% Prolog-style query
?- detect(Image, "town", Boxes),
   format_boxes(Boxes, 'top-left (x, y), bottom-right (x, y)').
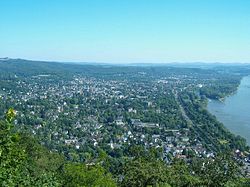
top-left (0, 63), bottom-right (249, 177)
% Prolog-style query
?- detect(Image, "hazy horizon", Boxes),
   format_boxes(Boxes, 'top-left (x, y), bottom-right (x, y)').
top-left (2, 57), bottom-right (250, 66)
top-left (1, 0), bottom-right (250, 63)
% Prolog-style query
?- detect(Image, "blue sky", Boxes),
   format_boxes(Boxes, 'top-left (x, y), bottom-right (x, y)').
top-left (0, 0), bottom-right (250, 63)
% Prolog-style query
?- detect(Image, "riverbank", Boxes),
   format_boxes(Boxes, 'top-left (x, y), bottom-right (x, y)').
top-left (207, 76), bottom-right (250, 145)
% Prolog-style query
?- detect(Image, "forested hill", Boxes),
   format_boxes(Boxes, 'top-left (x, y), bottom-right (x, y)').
top-left (1, 58), bottom-right (249, 78)
top-left (0, 58), bottom-right (208, 75)
top-left (0, 58), bottom-right (98, 76)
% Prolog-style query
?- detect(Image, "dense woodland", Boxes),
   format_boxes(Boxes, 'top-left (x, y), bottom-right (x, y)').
top-left (1, 59), bottom-right (250, 186)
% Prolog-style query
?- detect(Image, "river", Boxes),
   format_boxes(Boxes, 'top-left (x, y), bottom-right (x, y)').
top-left (207, 76), bottom-right (250, 145)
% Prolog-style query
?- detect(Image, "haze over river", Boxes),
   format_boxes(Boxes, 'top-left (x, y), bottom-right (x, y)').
top-left (207, 76), bottom-right (250, 145)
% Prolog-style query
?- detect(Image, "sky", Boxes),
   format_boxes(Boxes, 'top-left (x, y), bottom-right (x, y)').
top-left (0, 0), bottom-right (250, 63)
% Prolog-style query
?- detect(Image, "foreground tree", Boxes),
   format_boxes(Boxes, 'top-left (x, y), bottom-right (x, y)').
top-left (0, 109), bottom-right (26, 186)
top-left (168, 159), bottom-right (201, 187)
top-left (63, 163), bottom-right (117, 187)
top-left (191, 154), bottom-right (241, 187)
top-left (120, 158), bottom-right (170, 187)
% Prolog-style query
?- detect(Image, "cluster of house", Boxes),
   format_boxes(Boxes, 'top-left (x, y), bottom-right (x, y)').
top-left (1, 72), bottom-right (249, 177)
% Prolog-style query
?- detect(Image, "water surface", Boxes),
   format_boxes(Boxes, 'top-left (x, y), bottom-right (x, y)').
top-left (207, 76), bottom-right (250, 145)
